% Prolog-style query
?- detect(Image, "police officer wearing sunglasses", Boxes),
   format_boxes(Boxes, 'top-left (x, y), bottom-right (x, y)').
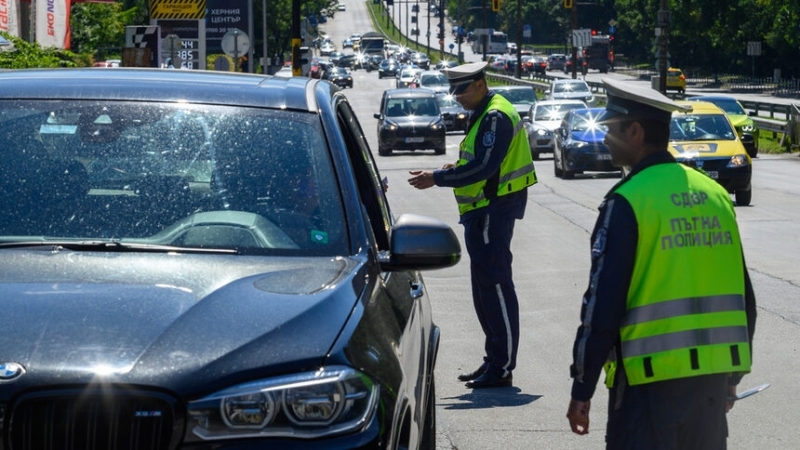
top-left (408, 62), bottom-right (537, 389)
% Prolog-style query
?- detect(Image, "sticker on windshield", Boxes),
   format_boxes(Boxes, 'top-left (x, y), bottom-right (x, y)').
top-left (40, 124), bottom-right (77, 134)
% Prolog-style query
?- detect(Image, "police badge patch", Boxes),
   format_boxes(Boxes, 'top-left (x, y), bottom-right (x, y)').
top-left (482, 131), bottom-right (496, 147)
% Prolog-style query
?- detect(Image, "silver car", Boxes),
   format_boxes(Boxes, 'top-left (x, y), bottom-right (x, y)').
top-left (524, 99), bottom-right (587, 160)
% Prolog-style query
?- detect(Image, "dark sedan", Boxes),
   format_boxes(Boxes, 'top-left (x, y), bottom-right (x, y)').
top-left (0, 68), bottom-right (460, 449)
top-left (378, 58), bottom-right (400, 79)
top-left (553, 107), bottom-right (622, 179)
top-left (435, 92), bottom-right (469, 134)
top-left (374, 88), bottom-right (447, 156)
top-left (326, 66), bottom-right (353, 88)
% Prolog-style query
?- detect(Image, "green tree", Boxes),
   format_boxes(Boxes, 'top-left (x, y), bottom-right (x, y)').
top-left (70, 1), bottom-right (138, 60)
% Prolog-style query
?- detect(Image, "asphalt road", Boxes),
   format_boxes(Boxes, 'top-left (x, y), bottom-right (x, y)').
top-left (323, 3), bottom-right (800, 448)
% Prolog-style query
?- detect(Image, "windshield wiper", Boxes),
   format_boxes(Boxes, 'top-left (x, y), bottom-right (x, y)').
top-left (0, 240), bottom-right (238, 254)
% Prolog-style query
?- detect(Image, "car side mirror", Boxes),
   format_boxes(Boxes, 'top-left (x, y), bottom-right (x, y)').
top-left (382, 213), bottom-right (461, 271)
top-left (522, 116), bottom-right (531, 124)
top-left (374, 113), bottom-right (382, 119)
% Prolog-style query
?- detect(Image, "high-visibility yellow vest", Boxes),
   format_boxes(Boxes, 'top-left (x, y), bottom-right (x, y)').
top-left (607, 163), bottom-right (751, 386)
top-left (453, 95), bottom-right (536, 215)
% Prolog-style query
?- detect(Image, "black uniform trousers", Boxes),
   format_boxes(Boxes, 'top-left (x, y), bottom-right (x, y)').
top-left (463, 206), bottom-right (520, 377)
top-left (606, 372), bottom-right (729, 450)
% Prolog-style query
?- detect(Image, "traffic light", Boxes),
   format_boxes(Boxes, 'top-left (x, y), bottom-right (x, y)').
top-left (492, 0), bottom-right (502, 12)
top-left (609, 35), bottom-right (616, 43)
top-left (291, 40), bottom-right (309, 76)
top-left (591, 29), bottom-right (597, 36)
top-left (457, 36), bottom-right (464, 44)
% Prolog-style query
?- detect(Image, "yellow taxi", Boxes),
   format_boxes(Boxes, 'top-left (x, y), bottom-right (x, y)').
top-left (668, 101), bottom-right (752, 206)
top-left (666, 67), bottom-right (686, 94)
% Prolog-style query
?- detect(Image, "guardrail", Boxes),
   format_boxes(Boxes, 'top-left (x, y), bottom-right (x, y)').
top-left (487, 72), bottom-right (798, 147)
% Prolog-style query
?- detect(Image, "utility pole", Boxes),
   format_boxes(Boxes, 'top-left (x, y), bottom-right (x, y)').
top-left (570, 0), bottom-right (577, 79)
top-left (657, 0), bottom-right (670, 94)
top-left (515, 0), bottom-right (522, 78)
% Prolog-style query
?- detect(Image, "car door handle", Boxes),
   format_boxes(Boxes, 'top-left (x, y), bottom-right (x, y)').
top-left (410, 280), bottom-right (424, 299)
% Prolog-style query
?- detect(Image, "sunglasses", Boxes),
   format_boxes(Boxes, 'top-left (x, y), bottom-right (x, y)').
top-left (449, 79), bottom-right (476, 96)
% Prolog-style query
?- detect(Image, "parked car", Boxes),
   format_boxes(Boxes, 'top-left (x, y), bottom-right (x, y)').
top-left (378, 58), bottom-right (400, 78)
top-left (523, 99), bottom-right (587, 160)
top-left (0, 68), bottom-right (461, 448)
top-left (547, 54), bottom-right (567, 71)
top-left (548, 78), bottom-right (595, 105)
top-left (374, 88), bottom-right (446, 156)
top-left (688, 95), bottom-right (759, 157)
top-left (326, 66), bottom-right (353, 88)
top-left (553, 107), bottom-right (620, 179)
top-left (666, 67), bottom-right (687, 94)
top-left (435, 92), bottom-right (469, 133)
top-left (493, 85), bottom-right (538, 119)
top-left (669, 100), bottom-right (753, 205)
top-left (416, 70), bottom-right (450, 94)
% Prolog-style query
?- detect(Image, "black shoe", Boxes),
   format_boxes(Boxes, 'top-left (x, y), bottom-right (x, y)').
top-left (465, 371), bottom-right (512, 389)
top-left (457, 364), bottom-right (488, 382)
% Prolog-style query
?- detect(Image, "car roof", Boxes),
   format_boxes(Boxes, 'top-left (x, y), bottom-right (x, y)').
top-left (383, 88), bottom-right (437, 98)
top-left (535, 99), bottom-right (587, 106)
top-left (687, 95), bottom-right (741, 102)
top-left (674, 100), bottom-right (724, 115)
top-left (494, 85), bottom-right (534, 91)
top-left (0, 68), bottom-right (328, 113)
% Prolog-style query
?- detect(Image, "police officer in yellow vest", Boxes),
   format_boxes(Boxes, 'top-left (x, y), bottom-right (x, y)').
top-left (566, 78), bottom-right (757, 448)
top-left (408, 61), bottom-right (537, 389)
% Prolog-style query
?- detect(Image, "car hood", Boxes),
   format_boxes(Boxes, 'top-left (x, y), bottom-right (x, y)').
top-left (552, 92), bottom-right (591, 101)
top-left (533, 119), bottom-right (562, 131)
top-left (570, 129), bottom-right (607, 143)
top-left (0, 250), bottom-right (363, 394)
top-left (669, 139), bottom-right (749, 159)
top-left (725, 114), bottom-right (753, 129)
top-left (387, 115), bottom-right (439, 126)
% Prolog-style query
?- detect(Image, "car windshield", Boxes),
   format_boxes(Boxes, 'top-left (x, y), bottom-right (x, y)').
top-left (386, 97), bottom-right (438, 117)
top-left (670, 114), bottom-right (737, 141)
top-left (570, 111), bottom-right (607, 132)
top-left (420, 74), bottom-right (448, 87)
top-left (0, 100), bottom-right (347, 255)
top-left (706, 99), bottom-right (746, 115)
top-left (553, 82), bottom-right (589, 93)
top-left (498, 88), bottom-right (536, 105)
top-left (435, 94), bottom-right (460, 108)
top-left (534, 103), bottom-right (584, 121)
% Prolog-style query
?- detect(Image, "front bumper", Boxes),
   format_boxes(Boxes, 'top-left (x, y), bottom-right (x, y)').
top-left (379, 129), bottom-right (446, 151)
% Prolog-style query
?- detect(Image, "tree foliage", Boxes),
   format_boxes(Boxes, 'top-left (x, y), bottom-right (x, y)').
top-left (449, 0), bottom-right (800, 77)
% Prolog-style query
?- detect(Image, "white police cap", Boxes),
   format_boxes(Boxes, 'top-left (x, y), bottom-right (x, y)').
top-left (597, 77), bottom-right (692, 124)
top-left (441, 61), bottom-right (488, 83)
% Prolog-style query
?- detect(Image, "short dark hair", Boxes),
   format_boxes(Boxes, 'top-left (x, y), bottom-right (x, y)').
top-left (619, 118), bottom-right (669, 147)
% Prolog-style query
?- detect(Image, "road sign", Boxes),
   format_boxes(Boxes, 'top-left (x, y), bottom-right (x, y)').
top-left (221, 29), bottom-right (250, 59)
top-left (572, 29), bottom-right (592, 48)
top-left (747, 41), bottom-right (761, 56)
top-left (523, 24), bottom-right (531, 39)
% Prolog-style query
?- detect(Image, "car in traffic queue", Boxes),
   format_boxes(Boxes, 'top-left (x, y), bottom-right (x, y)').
top-left (396, 67), bottom-right (420, 88)
top-left (548, 78), bottom-right (595, 105)
top-left (416, 70), bottom-right (450, 94)
top-left (374, 88), bottom-right (446, 156)
top-left (666, 67), bottom-right (687, 94)
top-left (523, 99), bottom-right (588, 160)
top-left (410, 52), bottom-right (431, 70)
top-left (325, 66), bottom-right (353, 89)
top-left (319, 39), bottom-right (336, 56)
top-left (669, 100), bottom-right (753, 206)
top-left (435, 92), bottom-right (469, 134)
top-left (688, 94), bottom-right (760, 158)
top-left (563, 55), bottom-right (587, 75)
top-left (377, 58), bottom-right (400, 79)
top-left (547, 54), bottom-right (567, 71)
top-left (522, 56), bottom-right (547, 76)
top-left (0, 68), bottom-right (461, 449)
top-left (553, 107), bottom-right (620, 179)
top-left (492, 85), bottom-right (538, 119)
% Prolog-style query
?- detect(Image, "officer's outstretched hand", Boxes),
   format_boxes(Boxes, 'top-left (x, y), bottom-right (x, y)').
top-left (567, 398), bottom-right (591, 435)
top-left (408, 170), bottom-right (435, 190)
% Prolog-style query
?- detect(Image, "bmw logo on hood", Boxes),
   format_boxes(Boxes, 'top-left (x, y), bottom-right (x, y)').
top-left (0, 362), bottom-right (25, 382)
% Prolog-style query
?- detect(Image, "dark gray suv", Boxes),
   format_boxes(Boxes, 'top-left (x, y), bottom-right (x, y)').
top-left (374, 88), bottom-right (447, 156)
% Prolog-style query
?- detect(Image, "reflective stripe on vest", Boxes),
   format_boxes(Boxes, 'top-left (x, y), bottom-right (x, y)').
top-left (453, 95), bottom-right (536, 214)
top-left (611, 163), bottom-right (750, 386)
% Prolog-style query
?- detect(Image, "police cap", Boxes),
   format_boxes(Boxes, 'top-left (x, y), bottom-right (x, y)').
top-left (441, 61), bottom-right (488, 95)
top-left (596, 78), bottom-right (692, 124)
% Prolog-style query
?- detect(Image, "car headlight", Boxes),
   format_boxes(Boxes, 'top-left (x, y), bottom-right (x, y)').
top-left (567, 141), bottom-right (589, 149)
top-left (456, 113), bottom-right (467, 120)
top-left (382, 120), bottom-right (398, 131)
top-left (186, 366), bottom-right (378, 441)
top-left (742, 124), bottom-right (756, 132)
top-left (535, 128), bottom-right (548, 136)
top-left (727, 154), bottom-right (750, 167)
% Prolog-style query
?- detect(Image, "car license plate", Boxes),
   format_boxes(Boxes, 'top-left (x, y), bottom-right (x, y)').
top-left (597, 154), bottom-right (612, 160)
top-left (405, 137), bottom-right (425, 143)
top-left (706, 170), bottom-right (719, 179)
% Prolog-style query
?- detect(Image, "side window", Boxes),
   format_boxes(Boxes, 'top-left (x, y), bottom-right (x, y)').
top-left (336, 98), bottom-right (392, 251)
